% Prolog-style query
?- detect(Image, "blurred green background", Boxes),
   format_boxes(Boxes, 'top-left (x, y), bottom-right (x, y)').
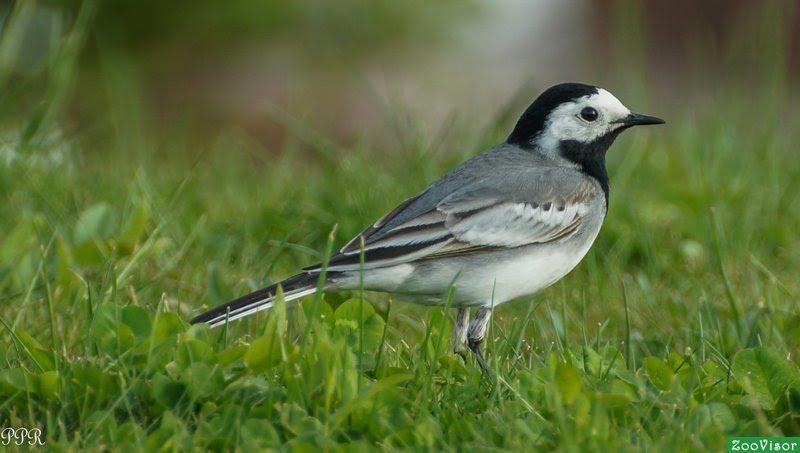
top-left (1, 1), bottom-right (799, 450)
top-left (3, 0), bottom-right (796, 149)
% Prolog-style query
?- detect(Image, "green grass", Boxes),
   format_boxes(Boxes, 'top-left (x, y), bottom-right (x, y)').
top-left (1, 88), bottom-right (800, 451)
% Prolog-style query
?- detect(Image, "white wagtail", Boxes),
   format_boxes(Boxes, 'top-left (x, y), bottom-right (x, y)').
top-left (191, 82), bottom-right (664, 370)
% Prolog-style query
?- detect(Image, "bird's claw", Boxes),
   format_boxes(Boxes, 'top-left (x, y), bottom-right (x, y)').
top-left (468, 339), bottom-right (491, 376)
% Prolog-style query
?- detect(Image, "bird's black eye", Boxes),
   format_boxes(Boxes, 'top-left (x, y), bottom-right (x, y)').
top-left (580, 107), bottom-right (599, 122)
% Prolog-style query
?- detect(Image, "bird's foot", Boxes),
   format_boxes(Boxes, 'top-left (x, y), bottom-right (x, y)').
top-left (468, 338), bottom-right (491, 376)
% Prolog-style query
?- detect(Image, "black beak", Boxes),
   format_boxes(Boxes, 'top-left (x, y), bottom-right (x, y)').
top-left (614, 112), bottom-right (665, 127)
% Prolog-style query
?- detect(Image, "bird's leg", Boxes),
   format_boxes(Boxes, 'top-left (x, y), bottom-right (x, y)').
top-left (467, 307), bottom-right (492, 374)
top-left (452, 307), bottom-right (470, 357)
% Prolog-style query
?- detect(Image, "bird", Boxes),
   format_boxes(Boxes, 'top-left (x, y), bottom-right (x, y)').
top-left (190, 82), bottom-right (664, 371)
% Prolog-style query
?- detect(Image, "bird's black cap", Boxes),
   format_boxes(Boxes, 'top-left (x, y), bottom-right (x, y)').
top-left (506, 83), bottom-right (599, 147)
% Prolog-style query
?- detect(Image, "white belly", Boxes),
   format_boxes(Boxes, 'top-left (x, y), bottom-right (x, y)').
top-left (340, 213), bottom-right (605, 307)
top-left (458, 238), bottom-right (597, 305)
top-left (372, 227), bottom-right (600, 307)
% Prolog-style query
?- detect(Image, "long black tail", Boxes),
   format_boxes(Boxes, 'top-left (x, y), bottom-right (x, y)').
top-left (190, 273), bottom-right (318, 328)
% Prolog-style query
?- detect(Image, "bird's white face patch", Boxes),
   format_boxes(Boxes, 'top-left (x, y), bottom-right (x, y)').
top-left (534, 88), bottom-right (631, 156)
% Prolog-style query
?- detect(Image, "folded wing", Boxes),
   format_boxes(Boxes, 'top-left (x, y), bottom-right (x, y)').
top-left (305, 167), bottom-right (598, 272)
